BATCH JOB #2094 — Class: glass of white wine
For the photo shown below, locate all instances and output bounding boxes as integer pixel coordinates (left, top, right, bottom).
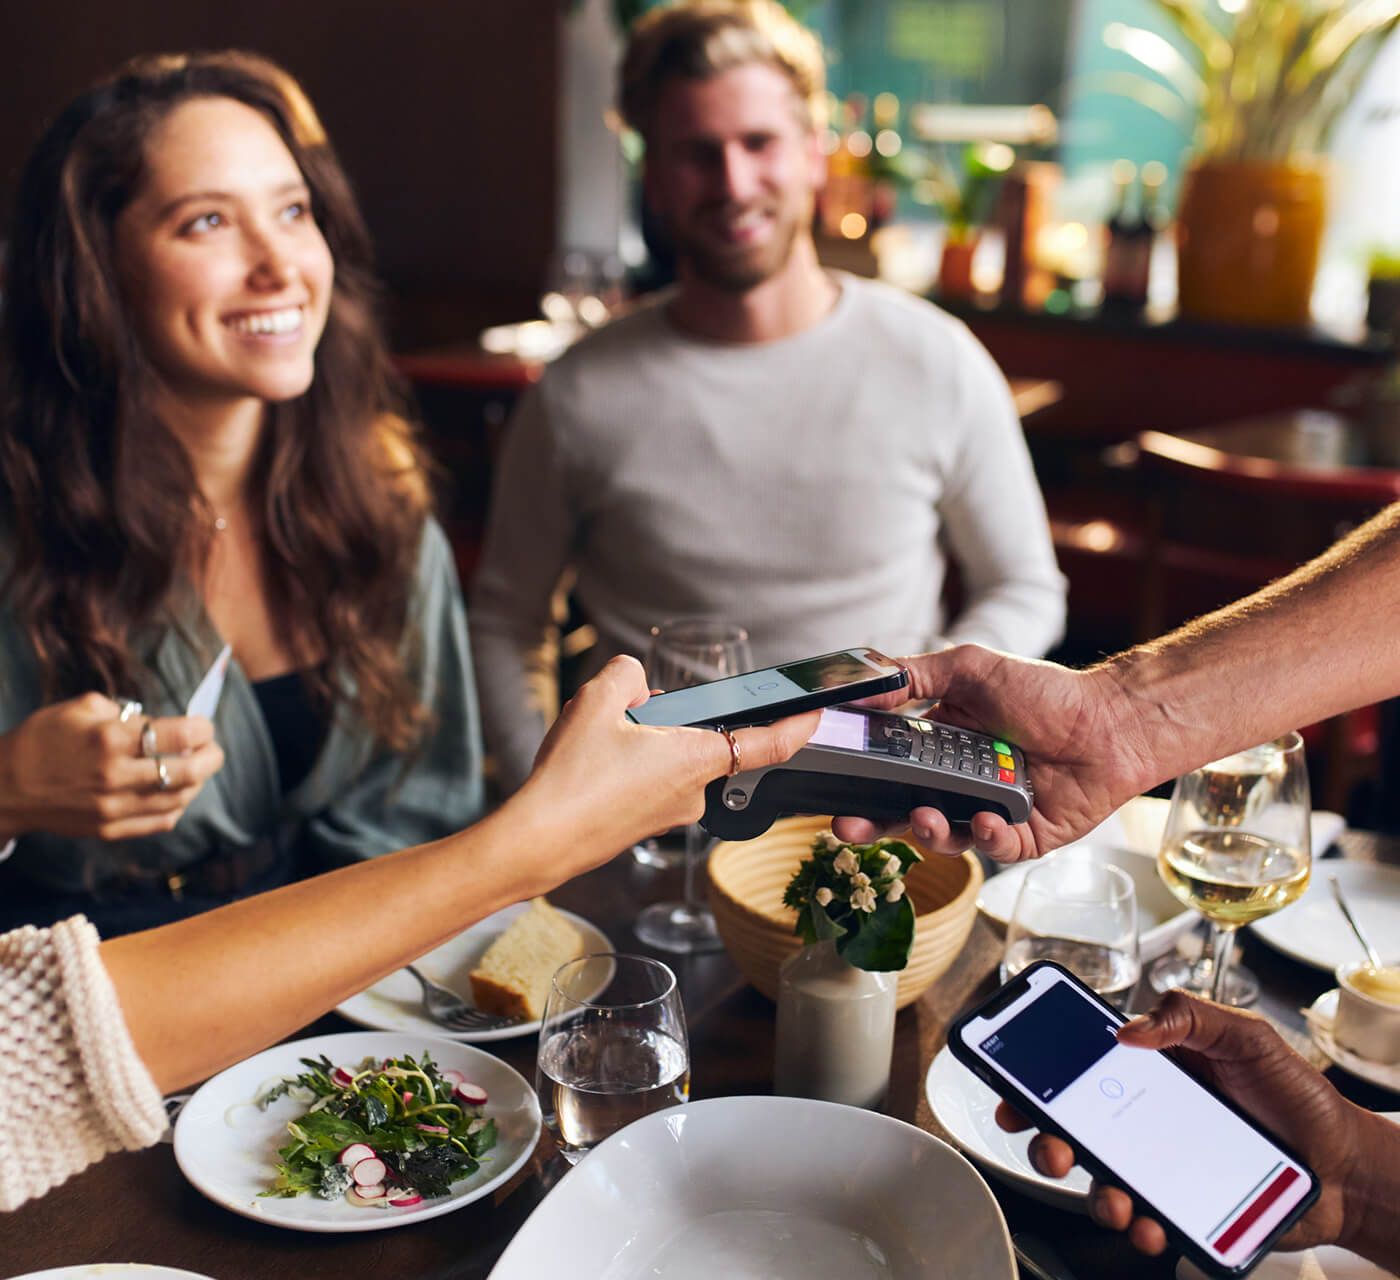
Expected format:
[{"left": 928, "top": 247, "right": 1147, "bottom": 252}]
[
  {"left": 1154, "top": 733, "right": 1311, "bottom": 1007},
  {"left": 535, "top": 953, "right": 689, "bottom": 1164},
  {"left": 1002, "top": 849, "right": 1142, "bottom": 1008}
]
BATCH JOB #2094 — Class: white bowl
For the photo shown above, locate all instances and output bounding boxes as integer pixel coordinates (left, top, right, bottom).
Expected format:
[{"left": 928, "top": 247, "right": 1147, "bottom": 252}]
[{"left": 490, "top": 1096, "right": 1014, "bottom": 1279}]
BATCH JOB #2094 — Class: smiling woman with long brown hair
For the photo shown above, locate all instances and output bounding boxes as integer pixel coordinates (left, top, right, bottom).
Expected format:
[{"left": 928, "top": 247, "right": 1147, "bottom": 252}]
[{"left": 0, "top": 51, "right": 483, "bottom": 934}]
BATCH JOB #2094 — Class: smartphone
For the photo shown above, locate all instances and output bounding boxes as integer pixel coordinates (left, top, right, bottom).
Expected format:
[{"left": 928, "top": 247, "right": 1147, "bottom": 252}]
[
  {"left": 947, "top": 961, "right": 1319, "bottom": 1278},
  {"left": 625, "top": 647, "right": 908, "bottom": 730}
]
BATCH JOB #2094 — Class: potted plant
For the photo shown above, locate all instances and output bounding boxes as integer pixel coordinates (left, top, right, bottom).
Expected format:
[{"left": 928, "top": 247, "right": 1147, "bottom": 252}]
[
  {"left": 1107, "top": 0, "right": 1400, "bottom": 327},
  {"left": 920, "top": 141, "right": 1016, "bottom": 300}
]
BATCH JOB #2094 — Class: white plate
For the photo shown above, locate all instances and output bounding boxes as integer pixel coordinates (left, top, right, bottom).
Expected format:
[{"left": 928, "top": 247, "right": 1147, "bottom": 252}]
[
  {"left": 172, "top": 1031, "right": 540, "bottom": 1233},
  {"left": 924, "top": 1045, "right": 1091, "bottom": 1212},
  {"left": 334, "top": 903, "right": 610, "bottom": 1042},
  {"left": 489, "top": 1095, "right": 1015, "bottom": 1279},
  {"left": 1252, "top": 862, "right": 1400, "bottom": 973},
  {"left": 1303, "top": 990, "right": 1400, "bottom": 1094},
  {"left": 12, "top": 1271, "right": 215, "bottom": 1279}
]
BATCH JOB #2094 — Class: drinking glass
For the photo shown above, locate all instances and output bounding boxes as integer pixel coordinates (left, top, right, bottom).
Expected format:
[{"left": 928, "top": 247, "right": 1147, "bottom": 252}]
[
  {"left": 1152, "top": 733, "right": 1311, "bottom": 1007},
  {"left": 1002, "top": 850, "right": 1141, "bottom": 1009},
  {"left": 536, "top": 953, "right": 689, "bottom": 1164},
  {"left": 634, "top": 618, "right": 752, "bottom": 953}
]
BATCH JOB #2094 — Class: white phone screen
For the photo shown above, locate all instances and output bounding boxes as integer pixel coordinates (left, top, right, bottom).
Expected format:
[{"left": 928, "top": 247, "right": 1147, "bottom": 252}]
[{"left": 959, "top": 967, "right": 1312, "bottom": 1270}]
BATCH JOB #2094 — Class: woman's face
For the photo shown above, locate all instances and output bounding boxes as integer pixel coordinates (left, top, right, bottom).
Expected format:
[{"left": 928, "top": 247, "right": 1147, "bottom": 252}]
[{"left": 115, "top": 95, "right": 334, "bottom": 411}]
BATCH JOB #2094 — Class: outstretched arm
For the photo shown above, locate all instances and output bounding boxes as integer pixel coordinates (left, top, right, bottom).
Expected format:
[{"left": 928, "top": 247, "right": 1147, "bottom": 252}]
[
  {"left": 101, "top": 657, "right": 817, "bottom": 1091},
  {"left": 837, "top": 502, "right": 1400, "bottom": 861}
]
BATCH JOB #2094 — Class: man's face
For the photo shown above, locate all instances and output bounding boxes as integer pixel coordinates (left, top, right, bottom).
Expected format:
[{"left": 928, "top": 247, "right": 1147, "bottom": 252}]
[{"left": 644, "top": 62, "right": 825, "bottom": 293}]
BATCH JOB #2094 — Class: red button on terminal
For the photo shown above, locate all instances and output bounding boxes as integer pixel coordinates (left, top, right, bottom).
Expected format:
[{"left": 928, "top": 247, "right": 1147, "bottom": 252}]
[{"left": 998, "top": 767, "right": 1016, "bottom": 783}]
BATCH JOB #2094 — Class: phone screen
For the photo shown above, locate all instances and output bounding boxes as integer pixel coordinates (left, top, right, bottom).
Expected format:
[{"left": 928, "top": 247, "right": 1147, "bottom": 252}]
[
  {"left": 628, "top": 649, "right": 903, "bottom": 728},
  {"left": 957, "top": 966, "right": 1314, "bottom": 1272}
]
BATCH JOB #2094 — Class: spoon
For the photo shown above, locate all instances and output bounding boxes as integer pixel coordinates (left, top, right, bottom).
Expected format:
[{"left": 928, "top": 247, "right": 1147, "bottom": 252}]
[{"left": 1329, "top": 874, "right": 1383, "bottom": 970}]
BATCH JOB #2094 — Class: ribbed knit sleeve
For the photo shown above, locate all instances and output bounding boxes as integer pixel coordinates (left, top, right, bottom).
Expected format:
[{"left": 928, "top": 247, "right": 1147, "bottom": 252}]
[{"left": 0, "top": 916, "right": 167, "bottom": 1210}]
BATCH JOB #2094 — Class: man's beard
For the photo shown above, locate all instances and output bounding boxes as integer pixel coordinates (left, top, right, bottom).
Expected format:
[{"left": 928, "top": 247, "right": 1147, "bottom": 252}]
[{"left": 669, "top": 201, "right": 804, "bottom": 294}]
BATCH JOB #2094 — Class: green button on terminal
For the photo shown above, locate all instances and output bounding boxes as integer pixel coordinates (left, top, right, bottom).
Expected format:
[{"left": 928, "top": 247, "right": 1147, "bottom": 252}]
[{"left": 992, "top": 740, "right": 1011, "bottom": 756}]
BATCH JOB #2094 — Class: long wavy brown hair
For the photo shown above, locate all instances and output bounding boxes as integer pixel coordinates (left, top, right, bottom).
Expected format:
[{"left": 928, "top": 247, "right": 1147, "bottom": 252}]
[{"left": 1, "top": 51, "right": 432, "bottom": 751}]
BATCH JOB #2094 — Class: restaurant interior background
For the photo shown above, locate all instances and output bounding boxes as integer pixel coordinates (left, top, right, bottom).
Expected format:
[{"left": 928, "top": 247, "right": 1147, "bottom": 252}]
[{"left": 3, "top": 0, "right": 1400, "bottom": 821}]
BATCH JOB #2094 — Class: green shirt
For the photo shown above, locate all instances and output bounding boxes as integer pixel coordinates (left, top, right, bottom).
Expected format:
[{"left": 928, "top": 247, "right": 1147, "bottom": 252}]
[{"left": 0, "top": 518, "right": 484, "bottom": 896}]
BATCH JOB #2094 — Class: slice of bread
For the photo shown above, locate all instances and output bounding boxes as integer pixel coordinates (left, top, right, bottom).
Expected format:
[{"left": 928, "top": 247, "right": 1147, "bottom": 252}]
[{"left": 469, "top": 897, "right": 584, "bottom": 1020}]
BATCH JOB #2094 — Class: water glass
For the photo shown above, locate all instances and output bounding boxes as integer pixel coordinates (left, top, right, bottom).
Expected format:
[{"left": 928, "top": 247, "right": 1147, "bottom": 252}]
[
  {"left": 633, "top": 617, "right": 752, "bottom": 952},
  {"left": 536, "top": 953, "right": 689, "bottom": 1164},
  {"left": 1002, "top": 850, "right": 1141, "bottom": 1008}
]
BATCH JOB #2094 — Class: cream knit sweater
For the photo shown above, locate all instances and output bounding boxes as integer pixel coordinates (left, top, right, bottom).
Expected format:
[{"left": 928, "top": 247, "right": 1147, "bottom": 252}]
[{"left": 1, "top": 916, "right": 167, "bottom": 1210}]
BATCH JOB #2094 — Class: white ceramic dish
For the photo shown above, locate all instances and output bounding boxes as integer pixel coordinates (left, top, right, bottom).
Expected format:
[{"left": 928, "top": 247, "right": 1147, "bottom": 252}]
[
  {"left": 11, "top": 1270, "right": 215, "bottom": 1279},
  {"left": 1252, "top": 862, "right": 1400, "bottom": 973},
  {"left": 1304, "top": 990, "right": 1400, "bottom": 1093},
  {"left": 924, "top": 1045, "right": 1091, "bottom": 1212},
  {"left": 172, "top": 1031, "right": 540, "bottom": 1233},
  {"left": 334, "top": 902, "right": 610, "bottom": 1041},
  {"left": 489, "top": 1095, "right": 1015, "bottom": 1279}
]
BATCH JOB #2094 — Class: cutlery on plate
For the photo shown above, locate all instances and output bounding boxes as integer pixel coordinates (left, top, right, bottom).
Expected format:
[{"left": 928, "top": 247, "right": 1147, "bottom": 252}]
[
  {"left": 405, "top": 964, "right": 521, "bottom": 1032},
  {"left": 1329, "top": 875, "right": 1384, "bottom": 970}
]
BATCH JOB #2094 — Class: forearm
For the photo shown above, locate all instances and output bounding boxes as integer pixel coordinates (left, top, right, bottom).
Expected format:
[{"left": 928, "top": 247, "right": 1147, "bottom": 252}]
[
  {"left": 100, "top": 798, "right": 567, "bottom": 1092},
  {"left": 1338, "top": 1104, "right": 1400, "bottom": 1270},
  {"left": 1099, "top": 503, "right": 1400, "bottom": 787}
]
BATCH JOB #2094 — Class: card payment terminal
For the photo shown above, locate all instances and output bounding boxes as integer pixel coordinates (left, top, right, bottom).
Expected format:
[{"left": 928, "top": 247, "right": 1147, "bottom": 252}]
[{"left": 700, "top": 706, "right": 1034, "bottom": 841}]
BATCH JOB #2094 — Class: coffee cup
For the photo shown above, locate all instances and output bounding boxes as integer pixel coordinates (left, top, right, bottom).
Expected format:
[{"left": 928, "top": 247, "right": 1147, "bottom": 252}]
[{"left": 1334, "top": 960, "right": 1400, "bottom": 1064}]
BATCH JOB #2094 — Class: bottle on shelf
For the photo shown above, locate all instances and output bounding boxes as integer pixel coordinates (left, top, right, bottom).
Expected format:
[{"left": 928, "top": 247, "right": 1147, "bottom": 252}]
[{"left": 820, "top": 94, "right": 873, "bottom": 241}]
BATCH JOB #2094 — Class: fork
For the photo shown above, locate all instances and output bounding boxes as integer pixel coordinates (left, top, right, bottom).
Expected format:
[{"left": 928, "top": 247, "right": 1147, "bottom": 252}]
[{"left": 404, "top": 964, "right": 521, "bottom": 1032}]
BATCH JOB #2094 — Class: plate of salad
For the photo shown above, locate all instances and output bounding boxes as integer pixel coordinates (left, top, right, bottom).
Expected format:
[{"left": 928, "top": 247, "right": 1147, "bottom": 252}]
[{"left": 172, "top": 1031, "right": 541, "bottom": 1232}]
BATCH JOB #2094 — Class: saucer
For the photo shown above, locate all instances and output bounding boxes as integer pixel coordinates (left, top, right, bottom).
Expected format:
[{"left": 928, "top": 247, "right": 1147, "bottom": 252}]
[{"left": 1304, "top": 990, "right": 1400, "bottom": 1094}]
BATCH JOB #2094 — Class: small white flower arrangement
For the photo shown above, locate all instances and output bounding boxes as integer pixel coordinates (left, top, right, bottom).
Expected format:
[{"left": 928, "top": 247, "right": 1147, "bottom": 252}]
[{"left": 782, "top": 833, "right": 923, "bottom": 971}]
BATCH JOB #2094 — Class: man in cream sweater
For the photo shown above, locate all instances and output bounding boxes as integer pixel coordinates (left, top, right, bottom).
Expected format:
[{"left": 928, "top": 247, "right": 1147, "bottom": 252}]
[{"left": 471, "top": 0, "right": 1066, "bottom": 791}]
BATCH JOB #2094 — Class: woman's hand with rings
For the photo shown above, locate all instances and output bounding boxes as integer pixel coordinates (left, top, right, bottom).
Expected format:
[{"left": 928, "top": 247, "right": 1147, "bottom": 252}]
[{"left": 0, "top": 693, "right": 225, "bottom": 840}]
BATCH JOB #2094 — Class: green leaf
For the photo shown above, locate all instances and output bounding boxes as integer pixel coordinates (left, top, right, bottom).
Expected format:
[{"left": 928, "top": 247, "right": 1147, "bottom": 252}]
[
  {"left": 837, "top": 896, "right": 916, "bottom": 972},
  {"left": 807, "top": 901, "right": 848, "bottom": 943}
]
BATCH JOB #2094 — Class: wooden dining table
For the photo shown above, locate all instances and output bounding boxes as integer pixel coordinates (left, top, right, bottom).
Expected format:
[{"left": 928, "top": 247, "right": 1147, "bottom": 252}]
[{"left": 4, "top": 829, "right": 1397, "bottom": 1280}]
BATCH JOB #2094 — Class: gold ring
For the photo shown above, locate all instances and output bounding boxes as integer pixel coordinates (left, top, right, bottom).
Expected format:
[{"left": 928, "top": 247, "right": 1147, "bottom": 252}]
[
  {"left": 140, "top": 720, "right": 159, "bottom": 759},
  {"left": 718, "top": 726, "right": 742, "bottom": 777},
  {"left": 156, "top": 758, "right": 172, "bottom": 791}
]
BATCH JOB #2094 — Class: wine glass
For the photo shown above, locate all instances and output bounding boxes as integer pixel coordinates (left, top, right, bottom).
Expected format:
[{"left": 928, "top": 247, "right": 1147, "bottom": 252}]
[
  {"left": 1152, "top": 733, "right": 1311, "bottom": 1007},
  {"left": 1001, "top": 849, "right": 1141, "bottom": 1009},
  {"left": 634, "top": 617, "right": 752, "bottom": 953},
  {"left": 535, "top": 953, "right": 689, "bottom": 1164}
]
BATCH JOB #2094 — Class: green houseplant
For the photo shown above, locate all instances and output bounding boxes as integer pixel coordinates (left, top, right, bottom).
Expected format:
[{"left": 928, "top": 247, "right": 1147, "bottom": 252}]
[{"left": 1107, "top": 0, "right": 1400, "bottom": 326}]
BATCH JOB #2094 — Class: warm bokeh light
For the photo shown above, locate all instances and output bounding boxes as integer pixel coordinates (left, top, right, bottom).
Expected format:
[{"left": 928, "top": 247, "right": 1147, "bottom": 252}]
[
  {"left": 839, "top": 212, "right": 868, "bottom": 240},
  {"left": 875, "top": 129, "right": 902, "bottom": 158},
  {"left": 846, "top": 130, "right": 873, "bottom": 159}
]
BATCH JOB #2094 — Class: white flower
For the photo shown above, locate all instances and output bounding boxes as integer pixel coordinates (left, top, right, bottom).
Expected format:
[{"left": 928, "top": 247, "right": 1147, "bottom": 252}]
[
  {"left": 833, "top": 848, "right": 859, "bottom": 876},
  {"left": 818, "top": 832, "right": 842, "bottom": 852},
  {"left": 885, "top": 880, "right": 906, "bottom": 903},
  {"left": 851, "top": 886, "right": 878, "bottom": 913},
  {"left": 882, "top": 853, "right": 903, "bottom": 879},
  {"left": 851, "top": 871, "right": 871, "bottom": 889},
  {"left": 814, "top": 886, "right": 834, "bottom": 907}
]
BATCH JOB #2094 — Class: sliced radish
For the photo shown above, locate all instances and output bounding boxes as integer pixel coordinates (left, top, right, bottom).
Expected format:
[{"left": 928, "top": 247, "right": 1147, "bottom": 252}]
[
  {"left": 348, "top": 1183, "right": 386, "bottom": 1205},
  {"left": 453, "top": 1081, "right": 488, "bottom": 1106},
  {"left": 414, "top": 1123, "right": 449, "bottom": 1135},
  {"left": 330, "top": 1066, "right": 355, "bottom": 1089},
  {"left": 337, "top": 1143, "right": 376, "bottom": 1167},
  {"left": 440, "top": 1069, "right": 465, "bottom": 1085},
  {"left": 388, "top": 1190, "right": 423, "bottom": 1207},
  {"left": 351, "top": 1157, "right": 387, "bottom": 1186}
]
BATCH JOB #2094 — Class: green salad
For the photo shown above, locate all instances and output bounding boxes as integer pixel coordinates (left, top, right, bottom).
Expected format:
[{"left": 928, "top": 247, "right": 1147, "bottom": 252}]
[{"left": 256, "top": 1052, "right": 497, "bottom": 1207}]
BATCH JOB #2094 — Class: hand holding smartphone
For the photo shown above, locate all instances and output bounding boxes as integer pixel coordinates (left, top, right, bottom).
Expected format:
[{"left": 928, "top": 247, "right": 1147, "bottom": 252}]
[
  {"left": 949, "top": 962, "right": 1320, "bottom": 1277},
  {"left": 625, "top": 647, "right": 907, "bottom": 729}
]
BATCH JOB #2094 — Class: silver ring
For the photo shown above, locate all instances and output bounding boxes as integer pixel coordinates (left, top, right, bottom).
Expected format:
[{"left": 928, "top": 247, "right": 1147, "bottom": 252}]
[
  {"left": 118, "top": 699, "right": 143, "bottom": 723},
  {"left": 718, "top": 726, "right": 742, "bottom": 778},
  {"left": 155, "top": 758, "right": 172, "bottom": 791},
  {"left": 140, "top": 720, "right": 159, "bottom": 759}
]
